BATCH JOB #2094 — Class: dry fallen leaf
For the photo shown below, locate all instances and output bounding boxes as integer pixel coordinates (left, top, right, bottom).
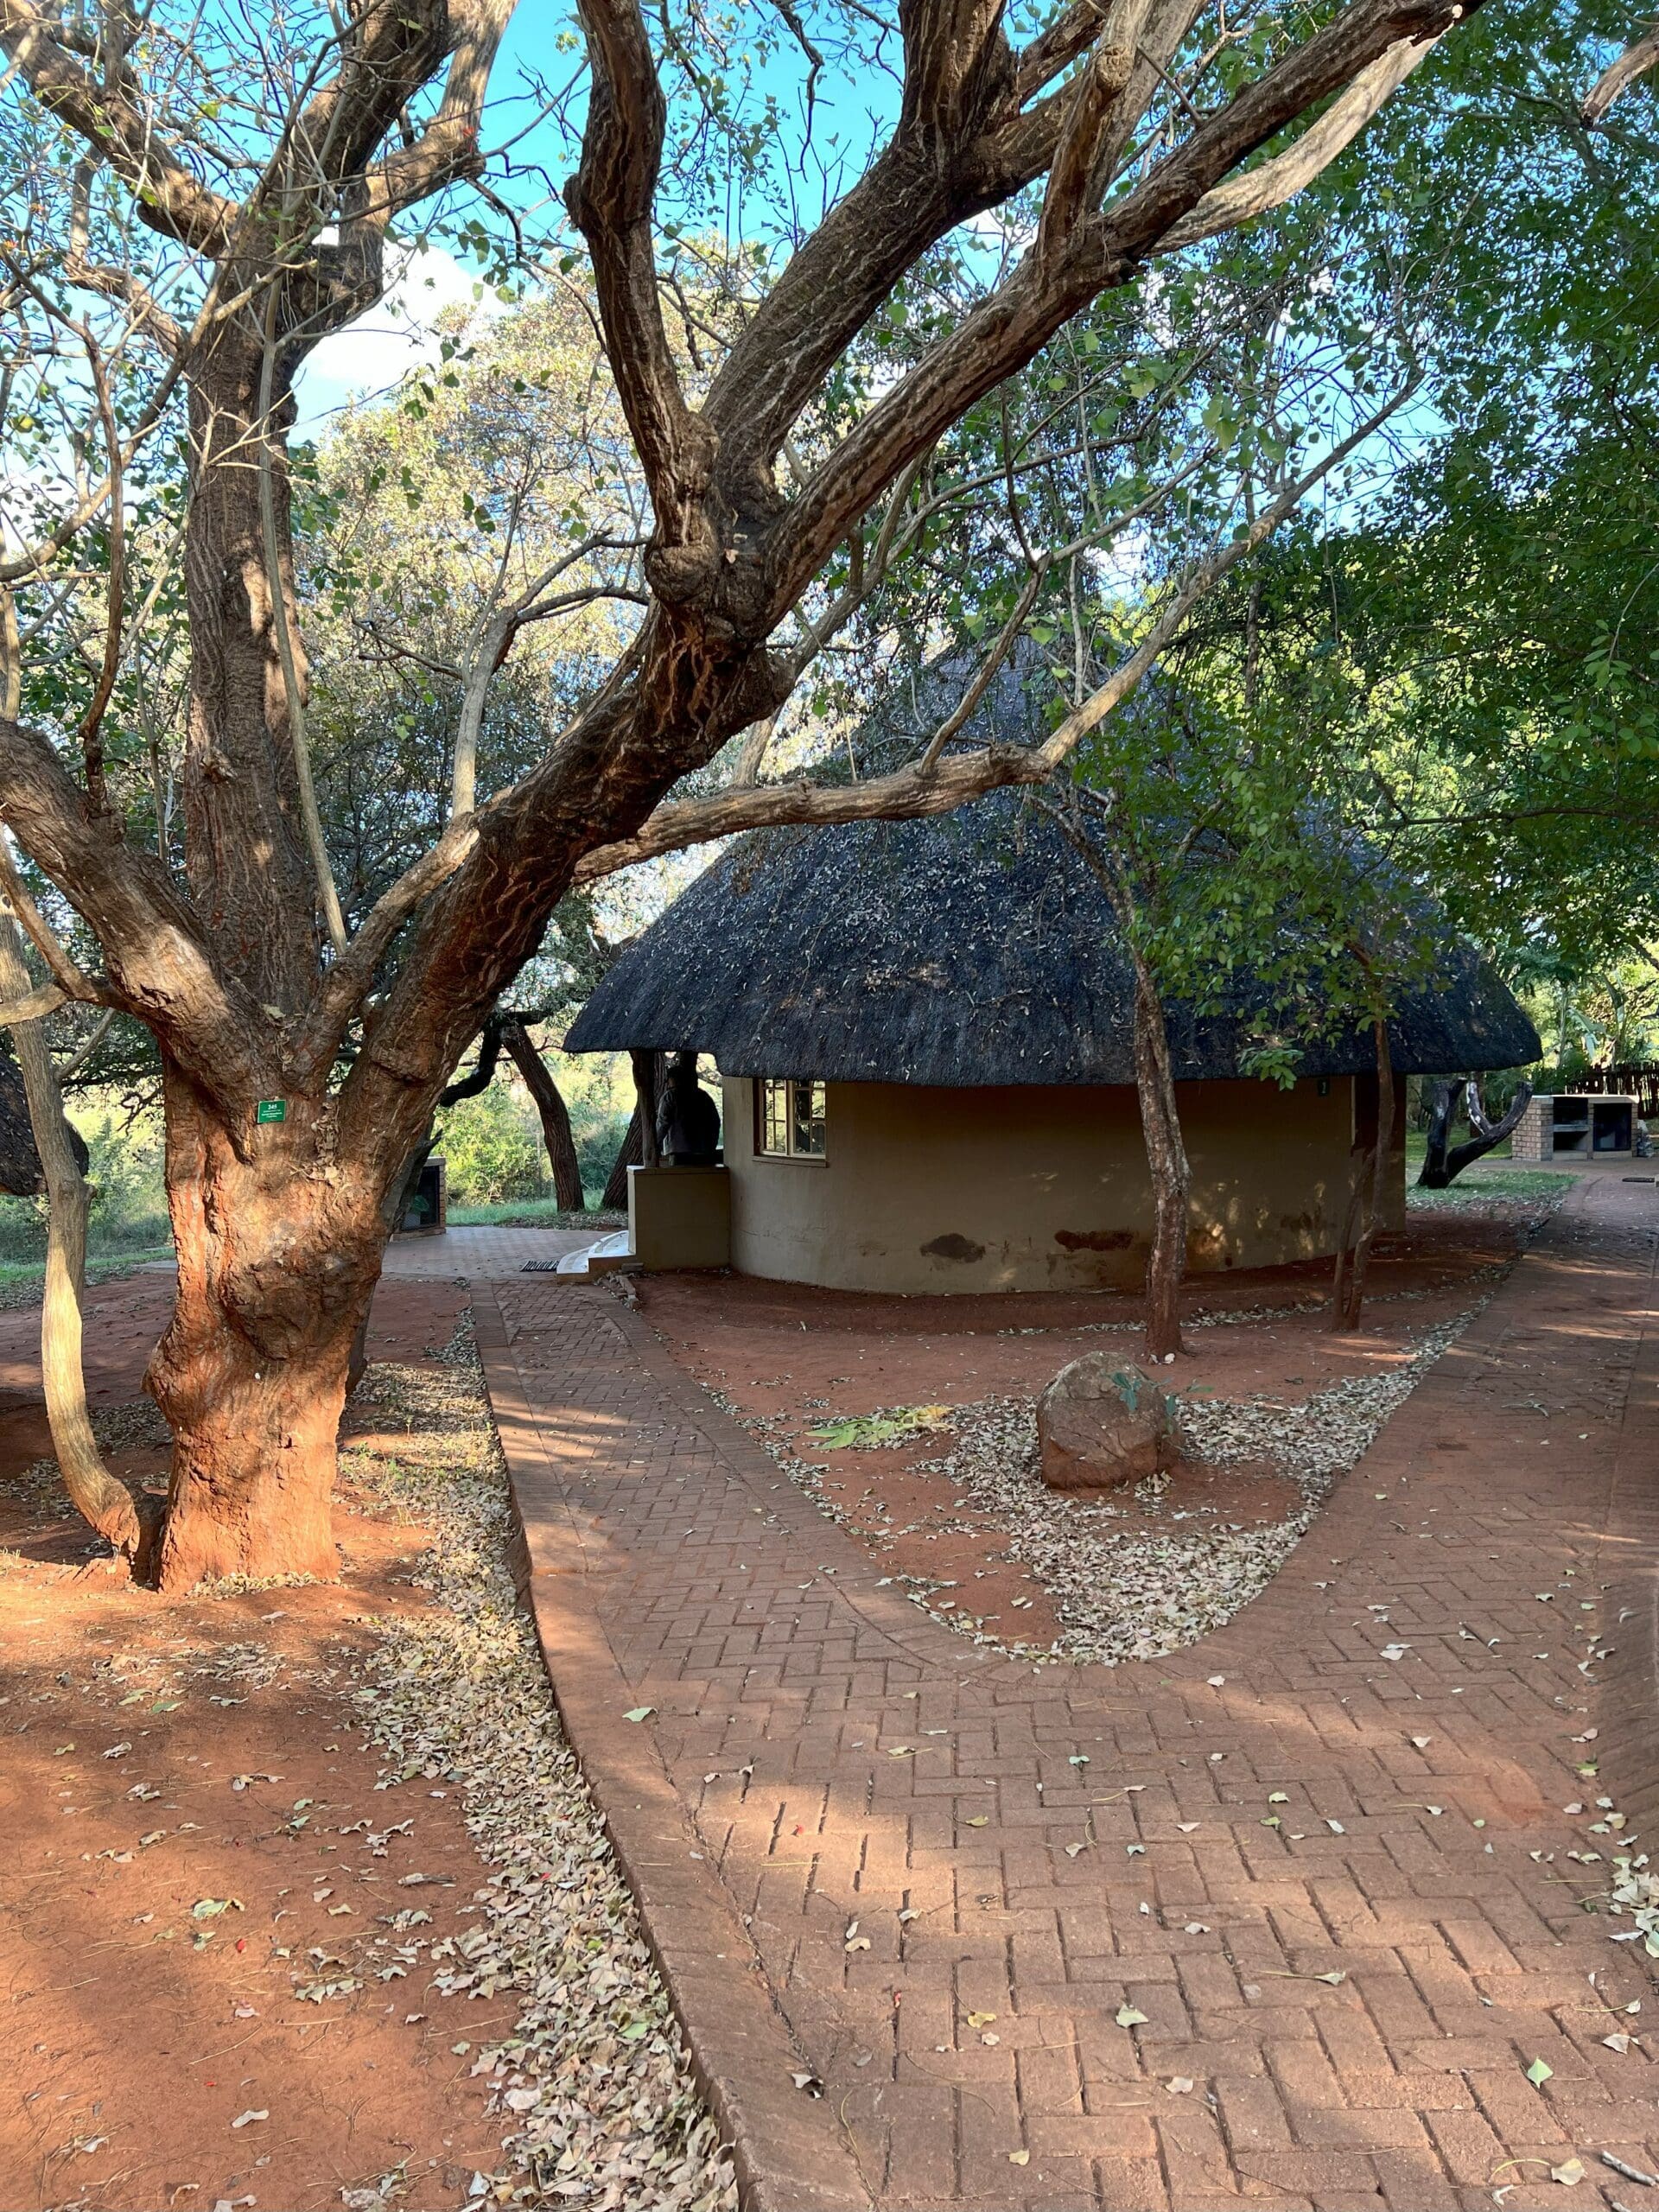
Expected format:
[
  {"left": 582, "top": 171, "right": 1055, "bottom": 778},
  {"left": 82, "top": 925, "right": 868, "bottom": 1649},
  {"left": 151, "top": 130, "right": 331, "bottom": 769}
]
[
  {"left": 1549, "top": 2158, "right": 1585, "bottom": 2187},
  {"left": 1007, "top": 2149, "right": 1030, "bottom": 2166},
  {"left": 229, "top": 2110, "right": 268, "bottom": 2130},
  {"left": 1165, "top": 2076, "right": 1194, "bottom": 2095},
  {"left": 1115, "top": 2005, "right": 1148, "bottom": 2028}
]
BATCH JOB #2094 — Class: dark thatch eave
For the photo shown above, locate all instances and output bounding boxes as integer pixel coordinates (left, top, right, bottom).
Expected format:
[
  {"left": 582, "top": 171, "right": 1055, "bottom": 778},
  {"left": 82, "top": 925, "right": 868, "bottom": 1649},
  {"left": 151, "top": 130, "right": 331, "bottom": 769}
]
[{"left": 565, "top": 804, "right": 1541, "bottom": 1086}]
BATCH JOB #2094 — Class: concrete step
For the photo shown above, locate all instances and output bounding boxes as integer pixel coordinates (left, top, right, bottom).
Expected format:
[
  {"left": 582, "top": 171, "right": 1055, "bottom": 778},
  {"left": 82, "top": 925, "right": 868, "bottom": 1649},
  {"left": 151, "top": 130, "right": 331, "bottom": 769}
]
[{"left": 551, "top": 1230, "right": 635, "bottom": 1278}]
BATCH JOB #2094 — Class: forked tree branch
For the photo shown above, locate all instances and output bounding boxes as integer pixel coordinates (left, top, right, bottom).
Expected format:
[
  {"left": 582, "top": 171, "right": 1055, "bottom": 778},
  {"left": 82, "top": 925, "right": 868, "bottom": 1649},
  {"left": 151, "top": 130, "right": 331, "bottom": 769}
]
[
  {"left": 296, "top": 813, "right": 483, "bottom": 1084},
  {"left": 575, "top": 378, "right": 1414, "bottom": 885},
  {"left": 771, "top": 0, "right": 1465, "bottom": 607},
  {"left": 0, "top": 0, "right": 238, "bottom": 251},
  {"left": 1159, "top": 32, "right": 1446, "bottom": 250},
  {"left": 1035, "top": 0, "right": 1154, "bottom": 271},
  {"left": 0, "top": 715, "right": 269, "bottom": 1103}
]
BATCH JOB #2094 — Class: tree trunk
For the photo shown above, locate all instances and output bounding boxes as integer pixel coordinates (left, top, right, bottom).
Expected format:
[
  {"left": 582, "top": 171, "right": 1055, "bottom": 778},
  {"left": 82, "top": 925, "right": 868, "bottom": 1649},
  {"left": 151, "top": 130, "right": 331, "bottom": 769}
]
[
  {"left": 143, "top": 1071, "right": 384, "bottom": 1592},
  {"left": 1417, "top": 1075, "right": 1533, "bottom": 1187},
  {"left": 502, "top": 1019, "right": 584, "bottom": 1210},
  {"left": 1128, "top": 952, "right": 1191, "bottom": 1363},
  {"left": 601, "top": 1049, "right": 664, "bottom": 1207},
  {"left": 1332, "top": 1020, "right": 1395, "bottom": 1332},
  {"left": 0, "top": 919, "right": 148, "bottom": 1561},
  {"left": 181, "top": 333, "right": 319, "bottom": 1009},
  {"left": 633, "top": 1047, "right": 664, "bottom": 1168},
  {"left": 601, "top": 1105, "right": 642, "bottom": 1210}
]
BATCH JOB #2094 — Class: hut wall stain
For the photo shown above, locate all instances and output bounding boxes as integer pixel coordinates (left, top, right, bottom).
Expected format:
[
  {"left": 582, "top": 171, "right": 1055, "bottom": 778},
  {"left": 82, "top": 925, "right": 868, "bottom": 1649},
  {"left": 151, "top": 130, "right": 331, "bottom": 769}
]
[{"left": 719, "top": 1075, "right": 1403, "bottom": 1297}]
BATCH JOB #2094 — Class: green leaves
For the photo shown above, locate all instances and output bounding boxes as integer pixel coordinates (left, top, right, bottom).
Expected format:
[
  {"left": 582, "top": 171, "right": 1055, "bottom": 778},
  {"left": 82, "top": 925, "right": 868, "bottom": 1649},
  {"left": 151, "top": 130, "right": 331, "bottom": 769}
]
[{"left": 805, "top": 1406, "right": 950, "bottom": 1451}]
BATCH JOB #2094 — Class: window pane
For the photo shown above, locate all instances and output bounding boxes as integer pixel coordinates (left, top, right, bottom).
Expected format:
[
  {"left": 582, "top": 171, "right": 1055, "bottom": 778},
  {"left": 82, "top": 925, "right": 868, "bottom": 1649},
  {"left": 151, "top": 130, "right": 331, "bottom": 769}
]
[
  {"left": 761, "top": 1079, "right": 789, "bottom": 1155},
  {"left": 792, "top": 1081, "right": 826, "bottom": 1156}
]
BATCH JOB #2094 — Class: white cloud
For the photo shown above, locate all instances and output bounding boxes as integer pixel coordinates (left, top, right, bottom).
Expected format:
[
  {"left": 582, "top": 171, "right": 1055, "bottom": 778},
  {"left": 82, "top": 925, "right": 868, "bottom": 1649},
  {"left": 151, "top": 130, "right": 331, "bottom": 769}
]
[{"left": 292, "top": 244, "right": 503, "bottom": 435}]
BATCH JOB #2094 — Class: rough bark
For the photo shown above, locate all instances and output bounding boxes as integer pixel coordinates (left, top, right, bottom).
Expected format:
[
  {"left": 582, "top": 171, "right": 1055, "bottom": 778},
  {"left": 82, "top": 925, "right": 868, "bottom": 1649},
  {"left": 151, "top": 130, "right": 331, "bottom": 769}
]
[
  {"left": 0, "top": 918, "right": 147, "bottom": 1560},
  {"left": 144, "top": 1073, "right": 383, "bottom": 1591},
  {"left": 1332, "top": 1020, "right": 1395, "bottom": 1332},
  {"left": 1128, "top": 950, "right": 1191, "bottom": 1362},
  {"left": 181, "top": 335, "right": 320, "bottom": 1010},
  {"left": 502, "top": 1019, "right": 585, "bottom": 1210}
]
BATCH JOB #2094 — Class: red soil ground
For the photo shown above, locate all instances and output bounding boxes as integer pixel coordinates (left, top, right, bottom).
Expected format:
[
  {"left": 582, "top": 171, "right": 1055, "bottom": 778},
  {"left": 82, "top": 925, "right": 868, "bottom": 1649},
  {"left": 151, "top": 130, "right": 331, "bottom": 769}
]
[
  {"left": 0, "top": 1274, "right": 513, "bottom": 2212},
  {"left": 639, "top": 1213, "right": 1527, "bottom": 1651},
  {"left": 0, "top": 1209, "right": 1529, "bottom": 2209}
]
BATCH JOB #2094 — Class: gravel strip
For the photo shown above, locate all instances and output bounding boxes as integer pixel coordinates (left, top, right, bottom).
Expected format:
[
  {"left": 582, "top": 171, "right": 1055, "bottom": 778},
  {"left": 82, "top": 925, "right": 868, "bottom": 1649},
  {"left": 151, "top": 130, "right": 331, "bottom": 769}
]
[
  {"left": 346, "top": 1325, "right": 736, "bottom": 2212},
  {"left": 715, "top": 1306, "right": 1484, "bottom": 1669}
]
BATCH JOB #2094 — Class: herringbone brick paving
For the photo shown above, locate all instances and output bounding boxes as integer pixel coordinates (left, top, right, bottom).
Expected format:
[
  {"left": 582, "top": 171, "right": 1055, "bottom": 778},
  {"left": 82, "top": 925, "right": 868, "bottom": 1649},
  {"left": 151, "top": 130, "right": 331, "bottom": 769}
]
[{"left": 483, "top": 1176, "right": 1659, "bottom": 2210}]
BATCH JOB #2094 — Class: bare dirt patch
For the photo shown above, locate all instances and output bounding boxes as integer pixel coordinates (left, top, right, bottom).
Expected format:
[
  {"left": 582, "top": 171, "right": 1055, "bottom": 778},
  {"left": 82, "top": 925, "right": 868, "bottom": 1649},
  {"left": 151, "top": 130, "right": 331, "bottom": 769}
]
[
  {"left": 0, "top": 1274, "right": 733, "bottom": 2212},
  {"left": 639, "top": 1206, "right": 1538, "bottom": 1662}
]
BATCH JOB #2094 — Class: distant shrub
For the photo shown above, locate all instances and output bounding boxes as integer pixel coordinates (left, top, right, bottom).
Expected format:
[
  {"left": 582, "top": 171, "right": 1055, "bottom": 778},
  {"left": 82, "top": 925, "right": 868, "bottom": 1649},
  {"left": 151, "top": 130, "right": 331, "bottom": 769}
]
[
  {"left": 438, "top": 1086, "right": 548, "bottom": 1205},
  {"left": 81, "top": 1103, "right": 169, "bottom": 1249}
]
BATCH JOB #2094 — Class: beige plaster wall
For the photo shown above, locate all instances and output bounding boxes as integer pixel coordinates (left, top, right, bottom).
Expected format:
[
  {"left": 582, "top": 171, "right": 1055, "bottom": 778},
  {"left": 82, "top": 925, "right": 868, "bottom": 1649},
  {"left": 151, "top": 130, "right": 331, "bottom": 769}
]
[
  {"left": 720, "top": 1075, "right": 1405, "bottom": 1295},
  {"left": 627, "top": 1165, "right": 731, "bottom": 1269}
]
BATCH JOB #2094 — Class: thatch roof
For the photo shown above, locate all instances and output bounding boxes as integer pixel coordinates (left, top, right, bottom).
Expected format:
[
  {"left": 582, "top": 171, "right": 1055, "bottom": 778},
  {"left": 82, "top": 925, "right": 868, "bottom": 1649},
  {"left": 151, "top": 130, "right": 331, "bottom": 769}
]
[{"left": 566, "top": 799, "right": 1539, "bottom": 1086}]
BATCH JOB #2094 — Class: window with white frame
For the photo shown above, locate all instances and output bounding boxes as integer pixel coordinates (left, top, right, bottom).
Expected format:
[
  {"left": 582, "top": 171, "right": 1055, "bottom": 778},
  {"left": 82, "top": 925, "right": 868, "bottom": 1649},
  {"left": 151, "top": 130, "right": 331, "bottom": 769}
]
[{"left": 756, "top": 1078, "right": 826, "bottom": 1160}]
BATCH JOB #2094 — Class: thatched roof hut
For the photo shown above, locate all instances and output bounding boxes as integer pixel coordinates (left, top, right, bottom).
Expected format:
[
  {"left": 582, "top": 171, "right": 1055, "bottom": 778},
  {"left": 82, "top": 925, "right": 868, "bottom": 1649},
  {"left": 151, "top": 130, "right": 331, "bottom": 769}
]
[
  {"left": 565, "top": 799, "right": 1538, "bottom": 1296},
  {"left": 566, "top": 801, "right": 1539, "bottom": 1083}
]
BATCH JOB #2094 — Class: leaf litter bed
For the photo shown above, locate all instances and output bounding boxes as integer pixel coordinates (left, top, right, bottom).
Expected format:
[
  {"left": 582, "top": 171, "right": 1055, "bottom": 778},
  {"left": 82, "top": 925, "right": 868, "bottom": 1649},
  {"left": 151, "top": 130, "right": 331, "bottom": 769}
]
[
  {"left": 343, "top": 1327, "right": 737, "bottom": 2212},
  {"left": 643, "top": 1192, "right": 1567, "bottom": 1669},
  {"left": 0, "top": 1269, "right": 734, "bottom": 2212}
]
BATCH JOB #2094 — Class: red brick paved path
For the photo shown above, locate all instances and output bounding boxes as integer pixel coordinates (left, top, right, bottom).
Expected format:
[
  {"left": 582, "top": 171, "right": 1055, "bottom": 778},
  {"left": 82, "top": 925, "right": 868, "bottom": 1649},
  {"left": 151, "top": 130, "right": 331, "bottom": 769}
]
[{"left": 480, "top": 1176, "right": 1659, "bottom": 2211}]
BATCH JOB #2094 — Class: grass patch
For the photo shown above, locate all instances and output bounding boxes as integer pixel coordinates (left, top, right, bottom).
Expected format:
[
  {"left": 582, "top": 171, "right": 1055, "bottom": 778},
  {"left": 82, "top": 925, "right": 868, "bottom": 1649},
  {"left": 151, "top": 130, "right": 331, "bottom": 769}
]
[
  {"left": 0, "top": 1248, "right": 174, "bottom": 1312},
  {"left": 447, "top": 1198, "right": 623, "bottom": 1230}
]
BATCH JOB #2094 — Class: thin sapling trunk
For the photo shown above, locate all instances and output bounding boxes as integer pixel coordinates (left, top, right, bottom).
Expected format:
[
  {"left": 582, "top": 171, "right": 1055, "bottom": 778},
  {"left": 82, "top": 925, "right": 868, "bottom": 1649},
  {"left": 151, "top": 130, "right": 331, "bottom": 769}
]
[
  {"left": 0, "top": 918, "right": 148, "bottom": 1560},
  {"left": 1332, "top": 1019, "right": 1395, "bottom": 1332},
  {"left": 1128, "top": 948, "right": 1192, "bottom": 1363}
]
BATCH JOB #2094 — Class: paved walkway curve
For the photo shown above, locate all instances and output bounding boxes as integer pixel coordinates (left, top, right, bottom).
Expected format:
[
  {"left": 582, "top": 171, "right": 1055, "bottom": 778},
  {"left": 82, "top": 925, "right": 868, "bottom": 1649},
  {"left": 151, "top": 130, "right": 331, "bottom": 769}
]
[{"left": 477, "top": 1177, "right": 1659, "bottom": 2212}]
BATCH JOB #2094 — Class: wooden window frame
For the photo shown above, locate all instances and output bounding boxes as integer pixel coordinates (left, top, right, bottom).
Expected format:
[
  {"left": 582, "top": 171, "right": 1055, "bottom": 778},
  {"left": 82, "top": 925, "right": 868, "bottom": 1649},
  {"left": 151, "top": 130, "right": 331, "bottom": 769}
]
[{"left": 754, "top": 1077, "right": 828, "bottom": 1162}]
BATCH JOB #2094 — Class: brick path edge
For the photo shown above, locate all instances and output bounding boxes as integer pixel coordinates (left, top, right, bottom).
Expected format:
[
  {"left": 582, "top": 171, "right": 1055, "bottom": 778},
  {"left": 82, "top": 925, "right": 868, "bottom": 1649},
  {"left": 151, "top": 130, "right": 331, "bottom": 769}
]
[{"left": 474, "top": 1291, "right": 874, "bottom": 2212}]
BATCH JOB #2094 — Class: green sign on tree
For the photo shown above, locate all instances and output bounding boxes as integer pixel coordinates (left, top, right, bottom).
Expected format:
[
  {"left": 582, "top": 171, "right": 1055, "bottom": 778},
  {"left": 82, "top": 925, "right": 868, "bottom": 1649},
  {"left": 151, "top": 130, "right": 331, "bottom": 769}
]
[{"left": 256, "top": 1099, "right": 286, "bottom": 1125}]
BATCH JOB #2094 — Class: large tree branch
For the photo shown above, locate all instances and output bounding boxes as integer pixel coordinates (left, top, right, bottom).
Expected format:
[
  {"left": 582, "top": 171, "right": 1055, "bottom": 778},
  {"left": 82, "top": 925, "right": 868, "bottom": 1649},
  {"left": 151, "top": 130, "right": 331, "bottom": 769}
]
[
  {"left": 564, "top": 0, "right": 713, "bottom": 568},
  {"left": 701, "top": 0, "right": 1091, "bottom": 505},
  {"left": 1035, "top": 0, "right": 1154, "bottom": 273},
  {"left": 0, "top": 0, "right": 238, "bottom": 252},
  {"left": 1099, "top": 0, "right": 1461, "bottom": 257},
  {"left": 1158, "top": 31, "right": 1446, "bottom": 251},
  {"left": 772, "top": 0, "right": 1460, "bottom": 606},
  {"left": 1582, "top": 19, "right": 1659, "bottom": 124},
  {"left": 295, "top": 813, "right": 482, "bottom": 1086},
  {"left": 0, "top": 717, "right": 270, "bottom": 1105},
  {"left": 570, "top": 742, "right": 1048, "bottom": 886},
  {"left": 580, "top": 377, "right": 1413, "bottom": 885},
  {"left": 328, "top": 0, "right": 515, "bottom": 229}
]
